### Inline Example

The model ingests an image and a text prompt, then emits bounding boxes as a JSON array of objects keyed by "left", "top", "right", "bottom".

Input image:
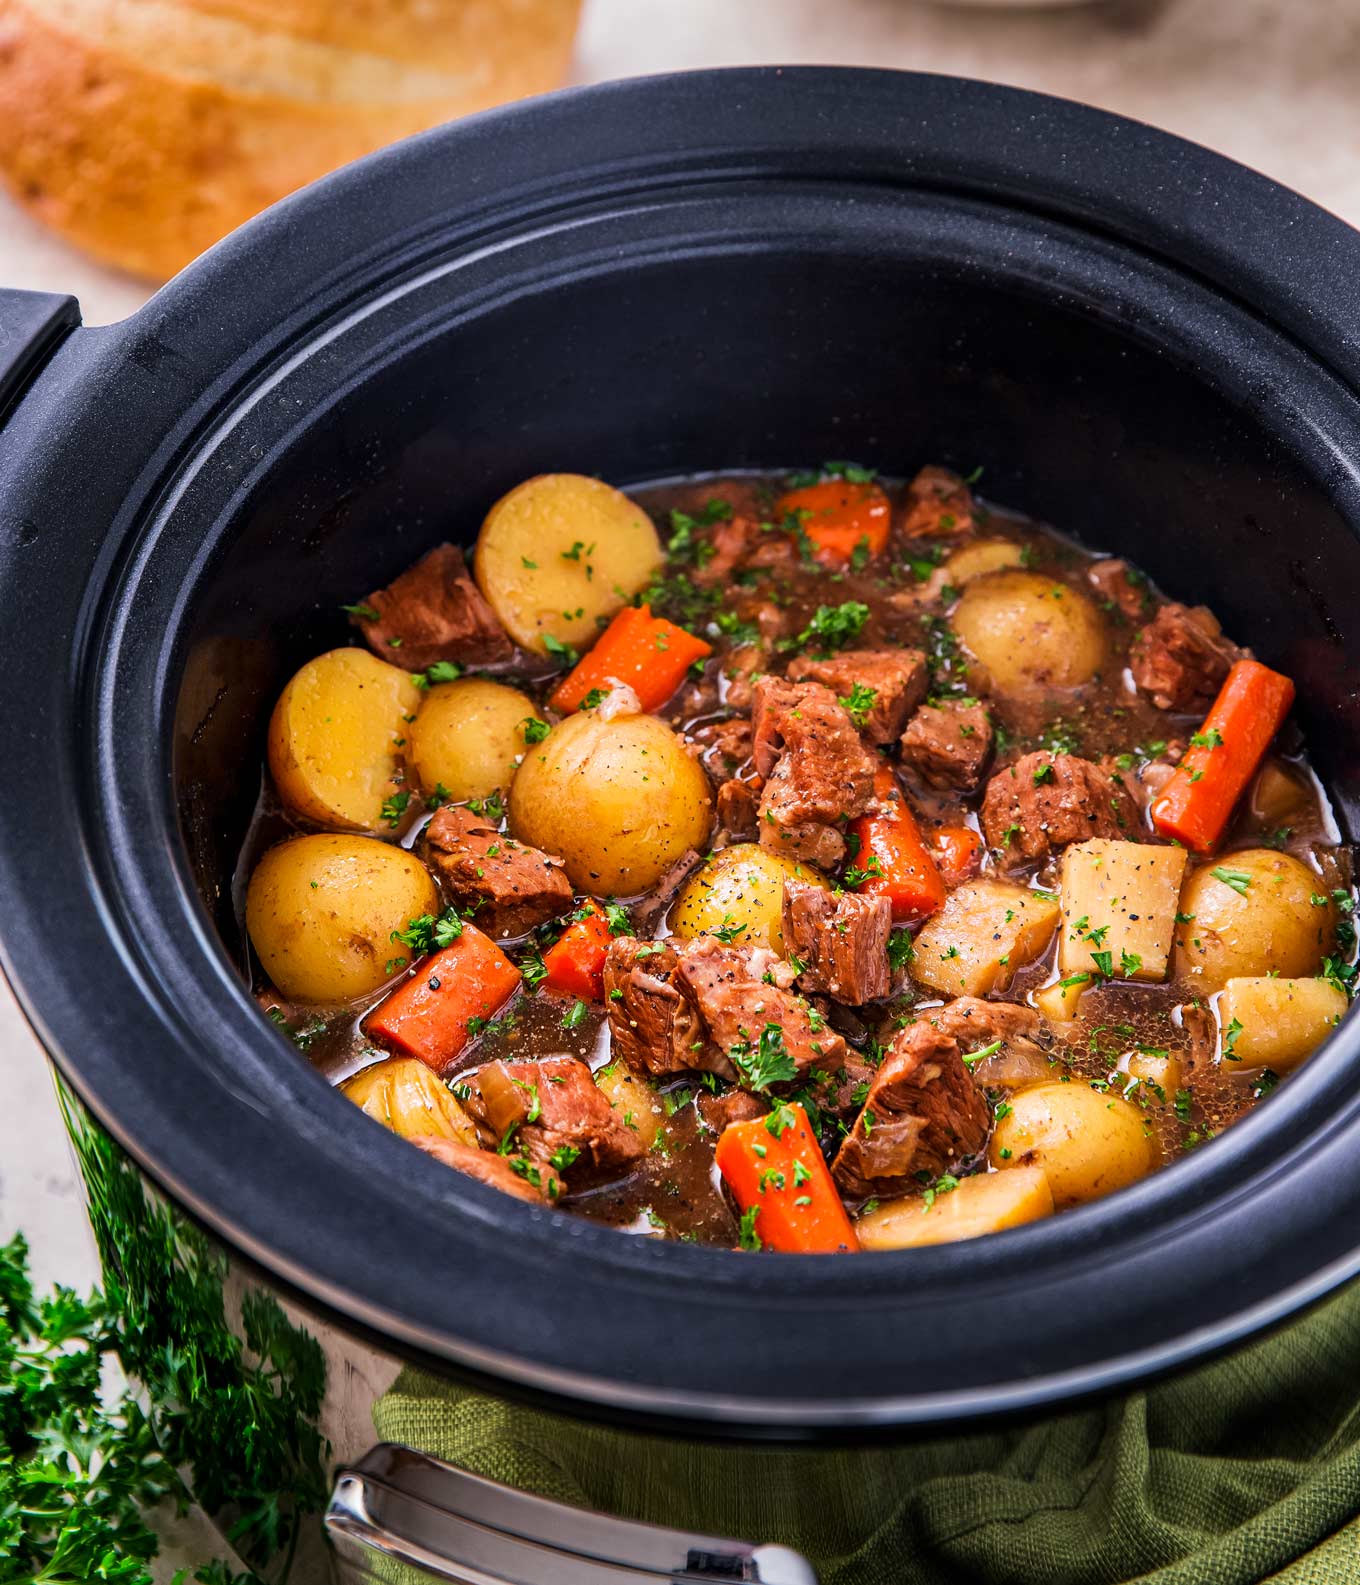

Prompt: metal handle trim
[{"left": 325, "top": 1443, "right": 818, "bottom": 1585}]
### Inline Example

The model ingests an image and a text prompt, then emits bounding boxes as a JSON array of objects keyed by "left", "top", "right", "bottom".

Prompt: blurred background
[{"left": 1, "top": 0, "right": 1356, "bottom": 325}]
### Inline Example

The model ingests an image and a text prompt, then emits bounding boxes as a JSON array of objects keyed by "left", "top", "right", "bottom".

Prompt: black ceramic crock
[{"left": 4, "top": 68, "right": 1360, "bottom": 1462}]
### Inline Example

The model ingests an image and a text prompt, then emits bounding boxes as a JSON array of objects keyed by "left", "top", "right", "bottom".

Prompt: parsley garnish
[
  {"left": 391, "top": 907, "right": 463, "bottom": 956},
  {"left": 737, "top": 1206, "right": 763, "bottom": 1250},
  {"left": 342, "top": 601, "right": 380, "bottom": 620},
  {"left": 542, "top": 634, "right": 579, "bottom": 667},
  {"left": 380, "top": 790, "right": 411, "bottom": 828},
  {"left": 521, "top": 717, "right": 551, "bottom": 744},
  {"left": 732, "top": 1024, "right": 798, "bottom": 1092},
  {"left": 783, "top": 601, "right": 870, "bottom": 656},
  {"left": 1211, "top": 866, "right": 1253, "bottom": 896}
]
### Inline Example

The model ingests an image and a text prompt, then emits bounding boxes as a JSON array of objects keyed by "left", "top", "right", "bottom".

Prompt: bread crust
[{"left": 0, "top": 0, "right": 581, "bottom": 280}]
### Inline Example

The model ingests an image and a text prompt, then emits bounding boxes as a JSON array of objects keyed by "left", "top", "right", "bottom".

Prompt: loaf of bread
[{"left": 0, "top": 0, "right": 582, "bottom": 281}]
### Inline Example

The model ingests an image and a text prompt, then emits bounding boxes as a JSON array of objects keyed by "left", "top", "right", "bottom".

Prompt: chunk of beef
[
  {"left": 926, "top": 997, "right": 1052, "bottom": 1088},
  {"left": 781, "top": 878, "right": 892, "bottom": 1005},
  {"left": 786, "top": 648, "right": 928, "bottom": 745},
  {"left": 603, "top": 937, "right": 727, "bottom": 1080},
  {"left": 1100, "top": 740, "right": 1185, "bottom": 815},
  {"left": 675, "top": 936, "right": 848, "bottom": 1082},
  {"left": 899, "top": 466, "right": 977, "bottom": 540},
  {"left": 899, "top": 700, "right": 994, "bottom": 792},
  {"left": 1130, "top": 603, "right": 1242, "bottom": 712},
  {"left": 697, "top": 1087, "right": 768, "bottom": 1133},
  {"left": 411, "top": 1135, "right": 544, "bottom": 1203},
  {"left": 689, "top": 716, "right": 753, "bottom": 777},
  {"left": 722, "top": 644, "right": 768, "bottom": 713},
  {"left": 750, "top": 678, "right": 877, "bottom": 870},
  {"left": 716, "top": 776, "right": 762, "bottom": 842},
  {"left": 1088, "top": 558, "right": 1152, "bottom": 620},
  {"left": 692, "top": 511, "right": 762, "bottom": 587},
  {"left": 981, "top": 752, "right": 1140, "bottom": 865},
  {"left": 423, "top": 806, "right": 572, "bottom": 939},
  {"left": 351, "top": 543, "right": 512, "bottom": 670},
  {"left": 628, "top": 848, "right": 704, "bottom": 937},
  {"left": 816, "top": 1056, "right": 879, "bottom": 1120},
  {"left": 465, "top": 1056, "right": 645, "bottom": 1198},
  {"left": 831, "top": 1022, "right": 991, "bottom": 1199}
]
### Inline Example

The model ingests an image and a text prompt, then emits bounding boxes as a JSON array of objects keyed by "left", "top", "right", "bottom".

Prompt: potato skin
[
  {"left": 408, "top": 677, "right": 546, "bottom": 803},
  {"left": 1218, "top": 976, "right": 1348, "bottom": 1073},
  {"left": 268, "top": 648, "right": 421, "bottom": 830},
  {"left": 990, "top": 1082, "right": 1156, "bottom": 1209},
  {"left": 1172, "top": 848, "right": 1335, "bottom": 992},
  {"left": 508, "top": 710, "right": 712, "bottom": 895},
  {"left": 857, "top": 1167, "right": 1054, "bottom": 1250},
  {"left": 953, "top": 569, "right": 1105, "bottom": 695},
  {"left": 246, "top": 834, "right": 438, "bottom": 1002},
  {"left": 473, "top": 474, "right": 663, "bottom": 656},
  {"left": 672, "top": 844, "right": 825, "bottom": 955},
  {"left": 342, "top": 1057, "right": 479, "bottom": 1147}
]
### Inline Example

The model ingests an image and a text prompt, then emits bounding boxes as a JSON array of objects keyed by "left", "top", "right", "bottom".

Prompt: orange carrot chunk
[
  {"left": 542, "top": 900, "right": 614, "bottom": 1002},
  {"left": 550, "top": 603, "right": 713, "bottom": 714},
  {"left": 775, "top": 478, "right": 892, "bottom": 567},
  {"left": 716, "top": 1103, "right": 859, "bottom": 1254},
  {"left": 848, "top": 764, "right": 947, "bottom": 923},
  {"left": 364, "top": 925, "right": 521, "bottom": 1072},
  {"left": 1151, "top": 659, "right": 1296, "bottom": 854},
  {"left": 930, "top": 824, "right": 984, "bottom": 888}
]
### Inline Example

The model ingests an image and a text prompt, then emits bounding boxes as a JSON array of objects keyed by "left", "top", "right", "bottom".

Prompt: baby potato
[
  {"left": 990, "top": 1081, "right": 1156, "bottom": 1209},
  {"left": 594, "top": 1061, "right": 666, "bottom": 1149},
  {"left": 1218, "top": 976, "right": 1348, "bottom": 1074},
  {"left": 408, "top": 678, "right": 546, "bottom": 803},
  {"left": 944, "top": 538, "right": 1025, "bottom": 586},
  {"left": 268, "top": 648, "right": 421, "bottom": 830},
  {"left": 342, "top": 1056, "right": 478, "bottom": 1147},
  {"left": 953, "top": 569, "right": 1105, "bottom": 695},
  {"left": 509, "top": 709, "right": 712, "bottom": 895},
  {"left": 672, "top": 844, "right": 825, "bottom": 954},
  {"left": 1172, "top": 848, "right": 1334, "bottom": 992},
  {"left": 857, "top": 1167, "right": 1054, "bottom": 1250},
  {"left": 246, "top": 833, "right": 438, "bottom": 1002},
  {"left": 474, "top": 474, "right": 663, "bottom": 656}
]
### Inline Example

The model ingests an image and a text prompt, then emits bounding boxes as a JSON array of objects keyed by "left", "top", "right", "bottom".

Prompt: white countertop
[{"left": 1, "top": 0, "right": 1355, "bottom": 1564}]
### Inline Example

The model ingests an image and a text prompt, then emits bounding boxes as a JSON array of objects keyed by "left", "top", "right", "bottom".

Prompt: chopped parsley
[
  {"left": 731, "top": 1023, "right": 798, "bottom": 1092},
  {"left": 521, "top": 717, "right": 551, "bottom": 744},
  {"left": 839, "top": 683, "right": 878, "bottom": 728}
]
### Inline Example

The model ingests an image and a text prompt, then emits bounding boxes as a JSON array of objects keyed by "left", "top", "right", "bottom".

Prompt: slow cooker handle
[
  {"left": 326, "top": 1443, "right": 819, "bottom": 1584},
  {"left": 0, "top": 290, "right": 81, "bottom": 423}
]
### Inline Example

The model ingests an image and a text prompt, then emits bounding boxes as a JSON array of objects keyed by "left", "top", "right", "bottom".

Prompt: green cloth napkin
[{"left": 373, "top": 1281, "right": 1360, "bottom": 1584}]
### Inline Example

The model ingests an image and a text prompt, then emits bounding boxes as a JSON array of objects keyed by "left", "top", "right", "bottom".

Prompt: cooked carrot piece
[
  {"left": 364, "top": 926, "right": 521, "bottom": 1072},
  {"left": 550, "top": 604, "right": 712, "bottom": 714},
  {"left": 1151, "top": 659, "right": 1296, "bottom": 854},
  {"left": 930, "top": 824, "right": 983, "bottom": 888},
  {"left": 775, "top": 478, "right": 891, "bottom": 567},
  {"left": 848, "top": 764, "right": 947, "bottom": 923},
  {"left": 716, "top": 1103, "right": 859, "bottom": 1253},
  {"left": 542, "top": 900, "right": 614, "bottom": 1001}
]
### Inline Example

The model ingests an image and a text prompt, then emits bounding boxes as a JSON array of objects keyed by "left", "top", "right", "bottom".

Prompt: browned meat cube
[
  {"left": 930, "top": 996, "right": 1040, "bottom": 1047},
  {"left": 716, "top": 776, "right": 761, "bottom": 842},
  {"left": 1130, "top": 602, "right": 1242, "bottom": 711},
  {"left": 466, "top": 1056, "right": 645, "bottom": 1198},
  {"left": 899, "top": 700, "right": 994, "bottom": 792},
  {"left": 692, "top": 511, "right": 762, "bottom": 587},
  {"left": 1088, "top": 558, "right": 1152, "bottom": 620},
  {"left": 410, "top": 1135, "right": 545, "bottom": 1202},
  {"left": 899, "top": 466, "right": 977, "bottom": 540},
  {"left": 697, "top": 1087, "right": 768, "bottom": 1133},
  {"left": 603, "top": 938, "right": 727, "bottom": 1080},
  {"left": 675, "top": 936, "right": 848, "bottom": 1083},
  {"left": 350, "top": 543, "right": 512, "bottom": 670},
  {"left": 980, "top": 752, "right": 1140, "bottom": 865},
  {"left": 423, "top": 805, "right": 572, "bottom": 939},
  {"left": 831, "top": 1022, "right": 991, "bottom": 1199},
  {"left": 689, "top": 716, "right": 753, "bottom": 776},
  {"left": 786, "top": 648, "right": 928, "bottom": 745},
  {"left": 750, "top": 678, "right": 877, "bottom": 870},
  {"left": 782, "top": 878, "right": 892, "bottom": 1005}
]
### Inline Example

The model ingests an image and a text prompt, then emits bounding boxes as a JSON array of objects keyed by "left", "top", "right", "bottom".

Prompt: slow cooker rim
[{"left": 7, "top": 71, "right": 1356, "bottom": 1439}]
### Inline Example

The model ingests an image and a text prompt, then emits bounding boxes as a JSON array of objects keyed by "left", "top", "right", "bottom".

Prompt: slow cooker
[{"left": 5, "top": 67, "right": 1360, "bottom": 1584}]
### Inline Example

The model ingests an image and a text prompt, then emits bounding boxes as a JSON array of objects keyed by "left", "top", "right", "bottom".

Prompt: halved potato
[
  {"left": 944, "top": 538, "right": 1025, "bottom": 586},
  {"left": 953, "top": 569, "right": 1105, "bottom": 695},
  {"left": 1218, "top": 976, "right": 1348, "bottom": 1074},
  {"left": 671, "top": 844, "right": 825, "bottom": 955},
  {"left": 913, "top": 879, "right": 1060, "bottom": 997},
  {"left": 857, "top": 1167, "right": 1054, "bottom": 1250},
  {"left": 473, "top": 474, "right": 663, "bottom": 656},
  {"left": 594, "top": 1062, "right": 666, "bottom": 1149},
  {"left": 509, "top": 709, "right": 712, "bottom": 895},
  {"left": 268, "top": 648, "right": 420, "bottom": 830},
  {"left": 246, "top": 833, "right": 438, "bottom": 1002},
  {"left": 990, "top": 1081, "right": 1156, "bottom": 1209},
  {"left": 408, "top": 677, "right": 546, "bottom": 803},
  {"left": 343, "top": 1056, "right": 478, "bottom": 1147}
]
